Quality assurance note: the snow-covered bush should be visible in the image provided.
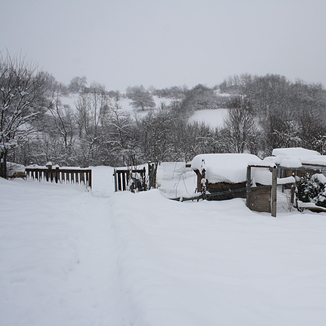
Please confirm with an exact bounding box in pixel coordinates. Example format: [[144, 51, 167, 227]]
[[296, 173, 326, 208]]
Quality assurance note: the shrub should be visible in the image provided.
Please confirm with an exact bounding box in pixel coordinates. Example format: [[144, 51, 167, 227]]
[[296, 173, 326, 208]]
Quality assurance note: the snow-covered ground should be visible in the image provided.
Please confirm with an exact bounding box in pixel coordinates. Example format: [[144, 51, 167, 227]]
[[1, 164, 326, 326]]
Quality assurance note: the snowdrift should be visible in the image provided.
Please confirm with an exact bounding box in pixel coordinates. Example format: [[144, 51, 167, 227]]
[[1, 165, 326, 326]]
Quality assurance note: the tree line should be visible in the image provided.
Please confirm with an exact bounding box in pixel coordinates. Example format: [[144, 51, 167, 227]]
[[1, 54, 326, 178]]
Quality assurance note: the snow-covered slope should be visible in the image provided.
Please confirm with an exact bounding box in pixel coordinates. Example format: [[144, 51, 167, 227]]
[[2, 165, 326, 325], [60, 94, 173, 119], [60, 93, 228, 128], [188, 108, 228, 129]]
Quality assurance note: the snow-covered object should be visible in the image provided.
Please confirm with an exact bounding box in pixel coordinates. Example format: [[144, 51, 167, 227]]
[[272, 147, 321, 168], [312, 173, 326, 184], [6, 162, 26, 177], [191, 153, 261, 183], [278, 157, 302, 168], [301, 156, 326, 166], [252, 167, 295, 186], [272, 147, 320, 159]]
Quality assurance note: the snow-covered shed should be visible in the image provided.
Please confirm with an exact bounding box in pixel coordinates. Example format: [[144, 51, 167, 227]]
[[271, 147, 325, 177], [191, 153, 262, 199]]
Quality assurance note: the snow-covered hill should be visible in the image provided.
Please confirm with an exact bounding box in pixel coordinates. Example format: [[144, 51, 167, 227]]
[[60, 94, 228, 128], [1, 165, 326, 325]]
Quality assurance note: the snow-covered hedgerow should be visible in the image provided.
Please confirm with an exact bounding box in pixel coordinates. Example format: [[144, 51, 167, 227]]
[[296, 173, 326, 208]]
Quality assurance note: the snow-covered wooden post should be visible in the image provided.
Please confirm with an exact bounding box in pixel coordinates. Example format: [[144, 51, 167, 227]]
[[271, 166, 277, 217]]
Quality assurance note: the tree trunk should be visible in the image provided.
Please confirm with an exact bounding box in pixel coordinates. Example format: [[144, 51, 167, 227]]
[[0, 149, 8, 178]]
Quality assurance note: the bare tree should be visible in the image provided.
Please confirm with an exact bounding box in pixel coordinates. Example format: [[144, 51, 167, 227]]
[[222, 97, 258, 153], [74, 83, 111, 166], [0, 53, 51, 177]]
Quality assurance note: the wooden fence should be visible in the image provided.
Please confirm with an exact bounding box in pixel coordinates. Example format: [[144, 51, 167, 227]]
[[114, 162, 159, 192], [25, 167, 92, 188], [114, 167, 146, 192]]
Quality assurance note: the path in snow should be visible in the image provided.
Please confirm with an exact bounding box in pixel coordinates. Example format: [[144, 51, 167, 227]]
[[0, 169, 130, 326]]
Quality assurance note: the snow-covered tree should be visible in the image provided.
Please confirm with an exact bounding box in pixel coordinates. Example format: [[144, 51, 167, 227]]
[[68, 76, 87, 93], [222, 97, 258, 153], [0, 53, 52, 178], [128, 86, 155, 111], [74, 83, 111, 166]]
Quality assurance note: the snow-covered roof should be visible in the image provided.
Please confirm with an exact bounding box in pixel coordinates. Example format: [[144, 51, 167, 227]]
[[272, 147, 320, 158], [271, 147, 322, 168], [301, 156, 326, 166], [191, 153, 262, 183]]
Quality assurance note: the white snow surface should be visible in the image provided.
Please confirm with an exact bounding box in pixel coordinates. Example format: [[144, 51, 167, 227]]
[[301, 155, 326, 166], [191, 153, 262, 183], [188, 109, 229, 129], [2, 164, 326, 325]]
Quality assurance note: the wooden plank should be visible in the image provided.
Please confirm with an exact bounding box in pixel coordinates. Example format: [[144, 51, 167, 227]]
[[122, 172, 127, 191], [246, 166, 251, 208], [248, 186, 271, 213], [117, 172, 122, 191], [55, 168, 59, 183], [114, 169, 117, 192], [88, 170, 92, 188], [271, 166, 277, 217]]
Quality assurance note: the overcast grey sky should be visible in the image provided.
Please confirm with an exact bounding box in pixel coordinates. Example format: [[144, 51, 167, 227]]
[[1, 0, 326, 91]]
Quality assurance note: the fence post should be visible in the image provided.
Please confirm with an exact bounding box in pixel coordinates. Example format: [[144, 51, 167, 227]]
[[55, 167, 60, 183], [113, 169, 117, 192], [148, 162, 158, 189], [271, 166, 277, 217], [246, 165, 251, 208], [88, 170, 92, 188]]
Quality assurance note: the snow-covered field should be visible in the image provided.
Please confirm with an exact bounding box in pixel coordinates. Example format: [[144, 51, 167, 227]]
[[61, 94, 174, 121], [188, 108, 229, 129], [60, 94, 228, 128], [1, 164, 326, 326]]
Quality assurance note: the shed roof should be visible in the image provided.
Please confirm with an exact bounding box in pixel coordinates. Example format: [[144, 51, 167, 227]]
[[191, 153, 261, 183], [271, 147, 322, 168]]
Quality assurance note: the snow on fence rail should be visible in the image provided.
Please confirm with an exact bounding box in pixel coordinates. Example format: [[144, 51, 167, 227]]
[[25, 166, 92, 188]]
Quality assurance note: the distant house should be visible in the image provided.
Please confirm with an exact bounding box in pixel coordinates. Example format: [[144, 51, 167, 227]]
[[191, 153, 262, 199]]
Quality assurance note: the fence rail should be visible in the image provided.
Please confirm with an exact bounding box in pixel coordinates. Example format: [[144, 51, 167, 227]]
[[25, 167, 92, 188]]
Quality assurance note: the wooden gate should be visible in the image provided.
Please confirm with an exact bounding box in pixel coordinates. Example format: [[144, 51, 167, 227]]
[[26, 167, 92, 188], [114, 162, 158, 192], [114, 167, 146, 192], [246, 165, 277, 217]]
